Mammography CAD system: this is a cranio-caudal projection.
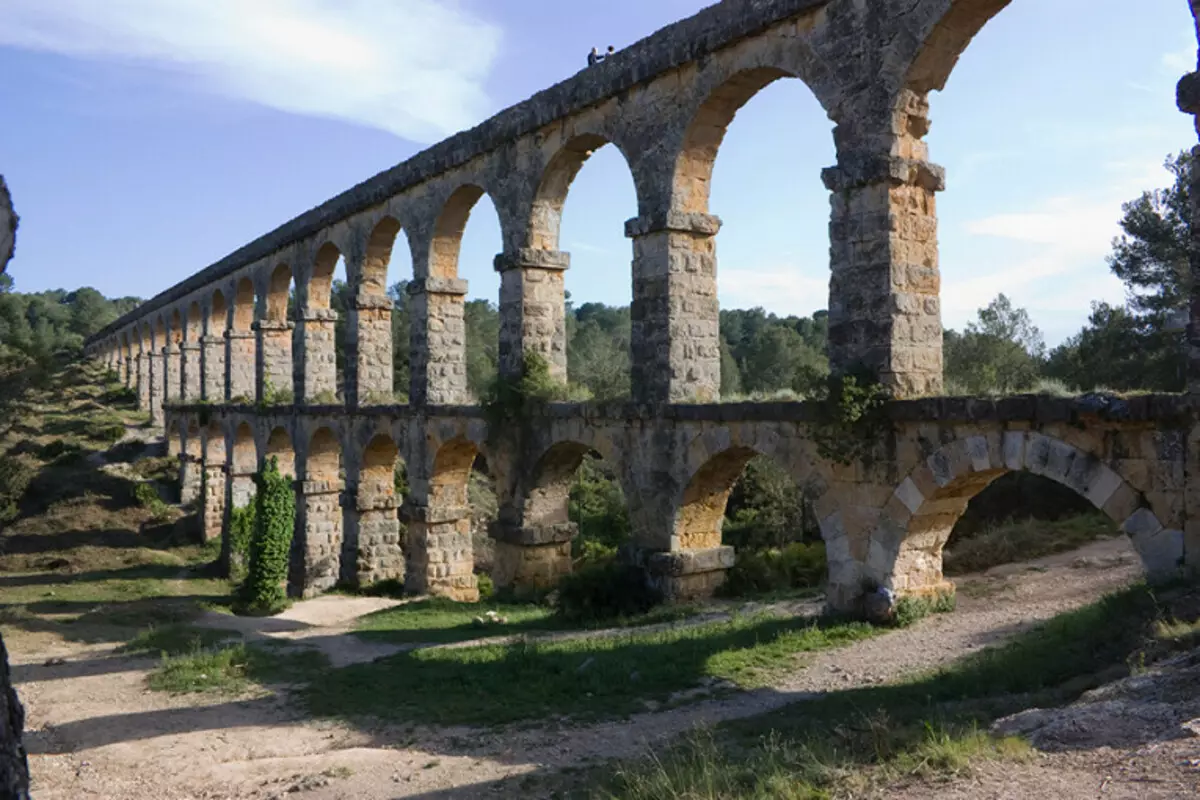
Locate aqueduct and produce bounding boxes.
[85,0,1200,610]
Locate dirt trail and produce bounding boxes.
[10,537,1184,799]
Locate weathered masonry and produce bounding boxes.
[86,0,1200,610]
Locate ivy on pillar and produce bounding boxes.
[254,320,294,403]
[495,248,570,382]
[409,277,469,406]
[626,211,722,405]
[297,308,339,403]
[347,292,394,407]
[822,95,946,399]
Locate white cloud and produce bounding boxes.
[0,0,502,142]
[1163,44,1195,75]
[719,268,827,317]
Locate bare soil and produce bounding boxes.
[10,537,1199,799]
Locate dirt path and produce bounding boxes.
[10,538,1178,799]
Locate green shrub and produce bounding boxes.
[38,439,84,462]
[718,542,827,598]
[0,455,34,522]
[476,573,495,600]
[892,590,957,628]
[228,503,256,580]
[569,456,630,556]
[237,457,296,616]
[554,560,662,624]
[133,481,173,520]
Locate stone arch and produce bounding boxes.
[672,66,802,215]
[901,0,1012,96]
[265,263,292,322]
[522,441,600,528]
[361,216,404,299]
[138,323,151,353]
[431,436,479,506]
[232,422,256,474]
[529,134,637,251]
[307,427,341,482]
[265,426,296,478]
[169,309,183,345]
[233,277,255,331]
[186,301,202,341]
[209,289,227,333]
[308,243,341,310]
[361,434,400,496]
[873,432,1185,596]
[675,445,761,551]
[153,316,166,348]
[429,184,493,279]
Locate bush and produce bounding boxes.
[718,542,827,598]
[236,457,296,615]
[0,454,34,522]
[554,560,662,624]
[133,481,173,521]
[476,573,495,600]
[892,590,957,628]
[228,503,256,580]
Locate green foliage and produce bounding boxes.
[228,503,256,579]
[237,457,296,616]
[718,542,827,598]
[723,456,814,551]
[944,513,1117,576]
[148,641,327,695]
[133,481,173,521]
[481,351,571,434]
[721,308,829,398]
[892,589,957,628]
[568,303,632,400]
[944,294,1046,395]
[569,456,631,555]
[811,373,890,466]
[0,454,33,522]
[1046,302,1186,392]
[554,560,663,624]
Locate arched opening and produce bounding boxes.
[233,277,255,331]
[903,1,1195,387]
[431,436,478,508]
[348,433,406,587]
[186,302,202,341]
[878,434,1185,600]
[307,427,341,483]
[232,422,256,476]
[309,244,341,312]
[682,69,834,400]
[435,186,502,398]
[209,289,227,334]
[169,309,183,345]
[308,242,349,400]
[535,136,638,401]
[676,446,820,597]
[356,217,412,405]
[228,422,259,558]
[200,420,227,541]
[153,316,165,350]
[530,442,630,566]
[265,426,295,478]
[266,264,292,322]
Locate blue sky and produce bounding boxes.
[0,0,1194,345]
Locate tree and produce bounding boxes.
[944,294,1044,394]
[1046,302,1185,391]
[1107,150,1193,320]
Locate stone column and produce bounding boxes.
[626,211,721,404]
[495,249,569,382]
[181,342,202,402]
[347,293,394,407]
[136,353,150,410]
[490,523,574,590]
[200,463,226,542]
[226,331,256,402]
[409,278,469,406]
[341,478,405,588]
[162,345,182,406]
[297,309,338,404]
[121,351,133,388]
[821,98,946,399]
[147,350,164,426]
[201,336,226,402]
[179,453,203,506]
[403,501,478,601]
[290,479,343,598]
[254,320,294,403]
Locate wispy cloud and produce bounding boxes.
[0,0,502,142]
[719,267,827,317]
[1163,44,1195,75]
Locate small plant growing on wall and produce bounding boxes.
[235,457,295,615]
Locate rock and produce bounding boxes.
[0,632,32,798]
[863,587,896,625]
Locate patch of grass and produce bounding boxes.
[944,513,1116,576]
[320,613,876,726]
[718,543,827,599]
[121,623,235,657]
[555,561,663,624]
[148,641,328,695]
[892,589,956,628]
[354,597,559,645]
[597,581,1198,799]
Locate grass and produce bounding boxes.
[943,513,1117,576]
[594,580,1200,798]
[148,641,328,694]
[354,596,700,646]
[314,613,877,726]
[120,623,235,657]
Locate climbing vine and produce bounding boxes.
[481,352,571,439]
[236,456,296,615]
[810,371,892,466]
[228,502,256,582]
